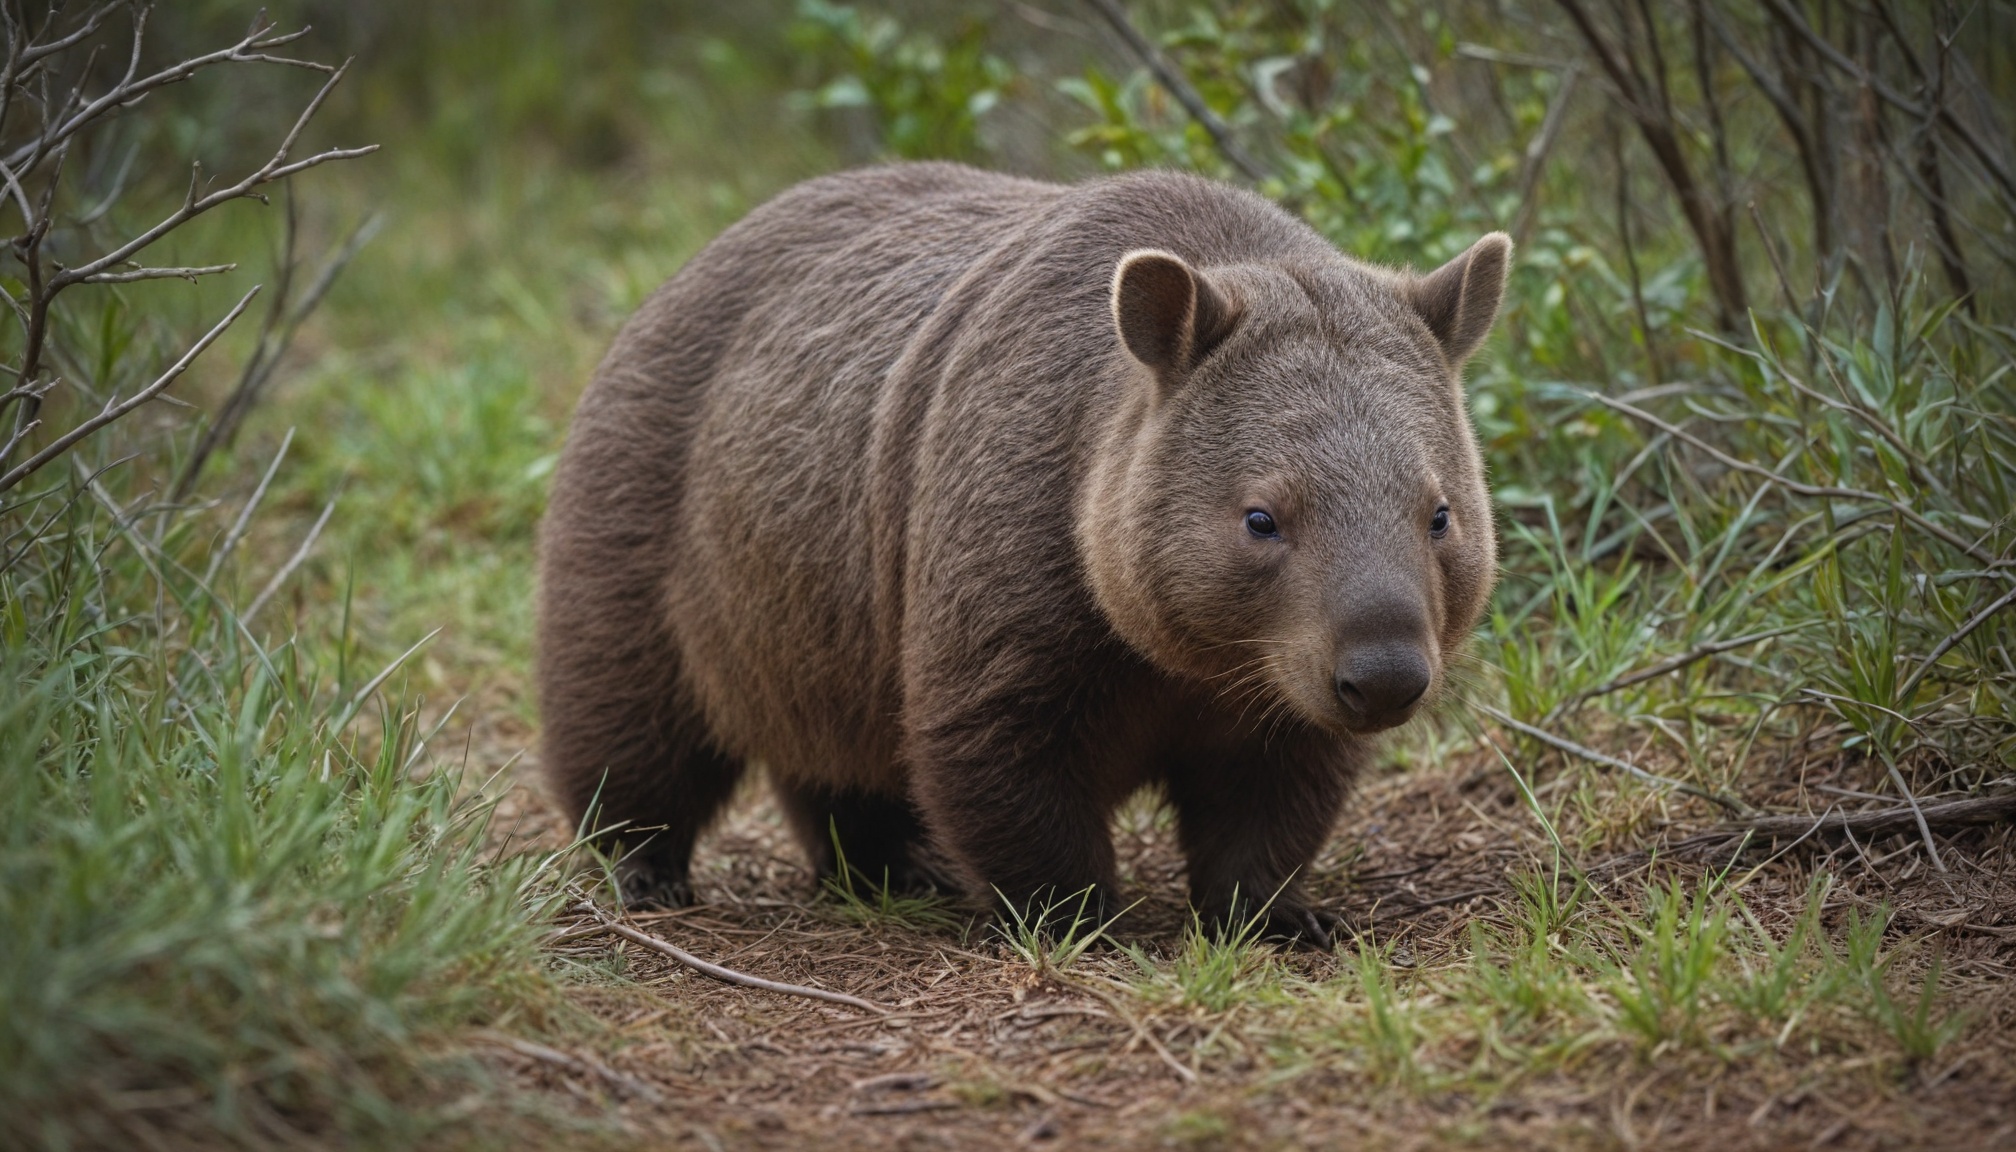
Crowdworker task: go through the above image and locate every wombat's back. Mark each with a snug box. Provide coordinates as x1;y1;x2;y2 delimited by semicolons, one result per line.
540;164;1063;794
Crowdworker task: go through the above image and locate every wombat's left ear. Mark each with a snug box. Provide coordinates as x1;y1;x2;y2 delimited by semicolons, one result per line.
1404;232;1512;367
1111;249;1241;389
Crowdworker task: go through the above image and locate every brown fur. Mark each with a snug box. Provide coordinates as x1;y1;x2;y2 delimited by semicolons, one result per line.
537;163;1509;942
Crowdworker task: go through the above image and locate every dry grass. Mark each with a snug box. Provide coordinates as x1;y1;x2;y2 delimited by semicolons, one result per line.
462;711;2016;1151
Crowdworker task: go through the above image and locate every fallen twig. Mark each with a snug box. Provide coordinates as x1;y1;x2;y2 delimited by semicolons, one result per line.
481;1031;664;1104
574;901;889;1014
1712;793;2016;845
1594;793;2016;873
0;287;258;494
1478;704;1750;815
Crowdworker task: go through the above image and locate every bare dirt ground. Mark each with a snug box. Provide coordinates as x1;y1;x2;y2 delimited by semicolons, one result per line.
468;705;2016;1152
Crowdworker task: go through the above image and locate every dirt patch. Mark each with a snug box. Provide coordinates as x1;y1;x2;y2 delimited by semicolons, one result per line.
474;738;2016;1151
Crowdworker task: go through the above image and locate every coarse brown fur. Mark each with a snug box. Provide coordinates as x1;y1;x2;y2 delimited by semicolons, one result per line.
537;162;1510;942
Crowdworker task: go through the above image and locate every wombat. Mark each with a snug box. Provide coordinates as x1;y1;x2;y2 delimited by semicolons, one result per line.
537;162;1507;943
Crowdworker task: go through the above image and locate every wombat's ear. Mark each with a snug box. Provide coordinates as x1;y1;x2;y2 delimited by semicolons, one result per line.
1404;232;1512;367
1111;249;1240;387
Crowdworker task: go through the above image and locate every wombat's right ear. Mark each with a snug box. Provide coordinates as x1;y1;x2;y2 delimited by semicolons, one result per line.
1403;232;1513;367
1111;249;1240;388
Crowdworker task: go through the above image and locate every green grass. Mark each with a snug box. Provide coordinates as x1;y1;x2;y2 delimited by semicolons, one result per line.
993;886;1130;974
6;1;2011;1144
0;475;570;1147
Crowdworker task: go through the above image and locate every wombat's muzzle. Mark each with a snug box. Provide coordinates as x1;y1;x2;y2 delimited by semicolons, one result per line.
1333;641;1432;731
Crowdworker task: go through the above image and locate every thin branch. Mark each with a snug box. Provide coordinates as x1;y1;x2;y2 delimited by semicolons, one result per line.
79;262;236;284
478;1032;664;1104
1676;792;2016;853
241;492;333;625
203;426;294;585
575;901;890;1014
2;12;325;175
1882;758;1946;873
1762;0;2016;209
1478;703;1750;814
51;59;377;289
175;209;380;498
1585;389;2003;570
1080;0;1269;183
1511;63;1582;246
0;286;257;494
1551;625;1800;715
16;2;121;69
1896;581;2016;707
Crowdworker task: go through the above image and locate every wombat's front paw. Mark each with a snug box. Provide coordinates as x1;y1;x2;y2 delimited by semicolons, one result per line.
1259;903;1338;950
1208;899;1339;950
616;859;695;910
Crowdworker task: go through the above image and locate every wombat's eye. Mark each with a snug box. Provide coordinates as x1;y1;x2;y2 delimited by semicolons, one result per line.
1430;505;1451;538
1244;509;1279;539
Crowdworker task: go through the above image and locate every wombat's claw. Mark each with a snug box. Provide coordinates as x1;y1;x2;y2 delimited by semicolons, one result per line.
1263;904;1338;950
616;861;694;910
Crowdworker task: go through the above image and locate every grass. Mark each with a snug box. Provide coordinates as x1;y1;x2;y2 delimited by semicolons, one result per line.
0;468;572;1147
6;1;2013;1147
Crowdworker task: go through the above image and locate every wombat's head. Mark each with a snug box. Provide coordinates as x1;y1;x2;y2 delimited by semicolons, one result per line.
1082;235;1509;734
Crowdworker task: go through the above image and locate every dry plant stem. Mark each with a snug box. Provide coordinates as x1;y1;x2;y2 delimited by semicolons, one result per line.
480;1032;664;1105
1585;390;2002;570
47;59;376;290
575;901;890;1014
1552;0;1747;329
241;493;334;625
1688;793;2016;851
1511;63;1581;247
1080;0;1270;184
1762;0;2016;210
1478;703;1749;814
1896;582;2016;707
175;209;384;499
0;287;257;493
1884;759;1946;873
1551;626;1797;716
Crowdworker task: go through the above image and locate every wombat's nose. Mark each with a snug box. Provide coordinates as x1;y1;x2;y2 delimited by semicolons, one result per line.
1334;643;1431;729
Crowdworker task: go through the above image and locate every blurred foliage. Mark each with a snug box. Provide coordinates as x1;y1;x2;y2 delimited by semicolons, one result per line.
788;0;1014;159
792;0;2016;782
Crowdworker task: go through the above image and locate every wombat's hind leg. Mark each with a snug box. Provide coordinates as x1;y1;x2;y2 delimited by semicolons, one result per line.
776;781;950;896
542;687;745;910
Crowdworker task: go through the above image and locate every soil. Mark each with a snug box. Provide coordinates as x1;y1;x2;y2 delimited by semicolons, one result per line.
473;712;2016;1152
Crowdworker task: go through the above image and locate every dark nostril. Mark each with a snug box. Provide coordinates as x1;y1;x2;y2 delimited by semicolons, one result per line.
1335;643;1432;724
1334;677;1367;713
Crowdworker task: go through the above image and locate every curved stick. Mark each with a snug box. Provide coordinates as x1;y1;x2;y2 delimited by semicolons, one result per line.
575;902;889;1014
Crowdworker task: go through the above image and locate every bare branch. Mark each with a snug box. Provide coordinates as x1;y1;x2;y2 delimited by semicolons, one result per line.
242;492;333;625
16;3;121;69
203;426;294;585
1550;625;1802;715
1079;0;1270;184
2;12;337;176
80;262;236;284
0;286;258;494
574;901;891;1014
1897;582;2016;708
1762;0;2016;210
1584;389;2003;570
1511;63;1581;247
1478;703;1750;814
53;59;377;289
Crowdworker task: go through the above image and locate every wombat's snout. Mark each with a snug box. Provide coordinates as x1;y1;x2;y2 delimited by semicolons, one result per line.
1333;640;1432;731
